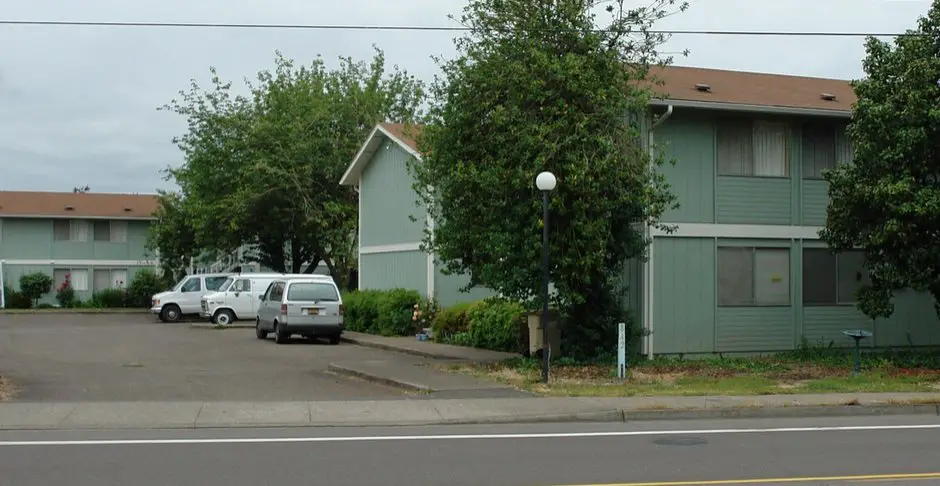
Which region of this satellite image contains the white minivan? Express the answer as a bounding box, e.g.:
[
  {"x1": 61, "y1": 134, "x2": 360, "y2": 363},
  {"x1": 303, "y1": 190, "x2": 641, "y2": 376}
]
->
[
  {"x1": 150, "y1": 273, "x2": 233, "y2": 322},
  {"x1": 255, "y1": 276, "x2": 344, "y2": 344},
  {"x1": 199, "y1": 273, "x2": 299, "y2": 325}
]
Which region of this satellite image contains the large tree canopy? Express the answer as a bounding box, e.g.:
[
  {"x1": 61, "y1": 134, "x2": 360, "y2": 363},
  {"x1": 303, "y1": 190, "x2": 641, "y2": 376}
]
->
[
  {"x1": 820, "y1": 0, "x2": 940, "y2": 319},
  {"x1": 411, "y1": 0, "x2": 685, "y2": 357},
  {"x1": 152, "y1": 48, "x2": 424, "y2": 281}
]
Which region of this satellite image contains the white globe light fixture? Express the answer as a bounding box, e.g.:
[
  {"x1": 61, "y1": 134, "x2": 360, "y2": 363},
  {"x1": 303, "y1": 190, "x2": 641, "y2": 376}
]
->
[{"x1": 535, "y1": 171, "x2": 557, "y2": 191}]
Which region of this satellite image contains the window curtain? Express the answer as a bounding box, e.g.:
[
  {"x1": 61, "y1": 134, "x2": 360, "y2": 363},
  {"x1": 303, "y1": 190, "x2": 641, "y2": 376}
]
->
[
  {"x1": 835, "y1": 124, "x2": 854, "y2": 166},
  {"x1": 717, "y1": 119, "x2": 754, "y2": 175},
  {"x1": 802, "y1": 124, "x2": 836, "y2": 178},
  {"x1": 110, "y1": 221, "x2": 128, "y2": 243},
  {"x1": 69, "y1": 220, "x2": 89, "y2": 242},
  {"x1": 94, "y1": 269, "x2": 112, "y2": 291},
  {"x1": 111, "y1": 269, "x2": 128, "y2": 288},
  {"x1": 718, "y1": 247, "x2": 754, "y2": 305},
  {"x1": 70, "y1": 270, "x2": 89, "y2": 291},
  {"x1": 753, "y1": 122, "x2": 788, "y2": 176}
]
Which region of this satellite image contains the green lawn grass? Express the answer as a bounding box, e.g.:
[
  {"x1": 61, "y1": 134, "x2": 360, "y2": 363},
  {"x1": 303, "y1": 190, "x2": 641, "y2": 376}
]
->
[{"x1": 443, "y1": 347, "x2": 940, "y2": 397}]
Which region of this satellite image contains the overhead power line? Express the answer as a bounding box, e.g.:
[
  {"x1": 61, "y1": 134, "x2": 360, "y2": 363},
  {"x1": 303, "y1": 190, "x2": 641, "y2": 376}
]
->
[{"x1": 0, "y1": 19, "x2": 924, "y2": 37}]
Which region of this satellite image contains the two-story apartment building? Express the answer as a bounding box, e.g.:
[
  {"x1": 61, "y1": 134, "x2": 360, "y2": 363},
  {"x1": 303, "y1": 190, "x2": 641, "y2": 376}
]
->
[
  {"x1": 342, "y1": 66, "x2": 940, "y2": 355},
  {"x1": 0, "y1": 191, "x2": 159, "y2": 305}
]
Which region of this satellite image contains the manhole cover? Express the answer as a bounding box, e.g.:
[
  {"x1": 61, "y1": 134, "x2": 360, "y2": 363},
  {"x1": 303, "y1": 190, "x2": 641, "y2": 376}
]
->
[{"x1": 653, "y1": 436, "x2": 708, "y2": 446}]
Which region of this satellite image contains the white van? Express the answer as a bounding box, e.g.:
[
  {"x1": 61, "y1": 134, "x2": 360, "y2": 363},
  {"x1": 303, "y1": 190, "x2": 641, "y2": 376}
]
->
[
  {"x1": 150, "y1": 273, "x2": 233, "y2": 322},
  {"x1": 199, "y1": 273, "x2": 324, "y2": 325}
]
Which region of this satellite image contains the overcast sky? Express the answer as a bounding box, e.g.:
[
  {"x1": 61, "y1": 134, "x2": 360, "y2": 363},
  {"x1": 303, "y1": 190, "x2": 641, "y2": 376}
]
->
[{"x1": 0, "y1": 0, "x2": 931, "y2": 194}]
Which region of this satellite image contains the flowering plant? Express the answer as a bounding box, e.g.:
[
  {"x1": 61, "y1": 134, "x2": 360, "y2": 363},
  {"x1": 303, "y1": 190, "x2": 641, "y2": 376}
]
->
[
  {"x1": 412, "y1": 298, "x2": 439, "y2": 333},
  {"x1": 56, "y1": 272, "x2": 76, "y2": 307}
]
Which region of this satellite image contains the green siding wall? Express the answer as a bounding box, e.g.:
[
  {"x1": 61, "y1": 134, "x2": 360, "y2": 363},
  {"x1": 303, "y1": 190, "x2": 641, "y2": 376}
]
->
[
  {"x1": 655, "y1": 121, "x2": 715, "y2": 223},
  {"x1": 0, "y1": 218, "x2": 151, "y2": 261},
  {"x1": 717, "y1": 307, "x2": 794, "y2": 352},
  {"x1": 801, "y1": 180, "x2": 829, "y2": 226},
  {"x1": 359, "y1": 142, "x2": 426, "y2": 247},
  {"x1": 359, "y1": 251, "x2": 428, "y2": 297},
  {"x1": 433, "y1": 262, "x2": 495, "y2": 308},
  {"x1": 653, "y1": 237, "x2": 715, "y2": 354},
  {"x1": 802, "y1": 306, "x2": 873, "y2": 348},
  {"x1": 620, "y1": 257, "x2": 644, "y2": 324},
  {"x1": 716, "y1": 177, "x2": 792, "y2": 224}
]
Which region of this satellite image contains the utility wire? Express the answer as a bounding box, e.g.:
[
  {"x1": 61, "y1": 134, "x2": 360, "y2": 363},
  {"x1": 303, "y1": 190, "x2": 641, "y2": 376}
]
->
[{"x1": 0, "y1": 19, "x2": 925, "y2": 37}]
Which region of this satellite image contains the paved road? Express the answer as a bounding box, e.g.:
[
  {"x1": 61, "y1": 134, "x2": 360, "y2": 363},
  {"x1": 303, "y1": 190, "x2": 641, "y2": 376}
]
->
[
  {"x1": 0, "y1": 313, "x2": 411, "y2": 401},
  {"x1": 1, "y1": 415, "x2": 939, "y2": 485}
]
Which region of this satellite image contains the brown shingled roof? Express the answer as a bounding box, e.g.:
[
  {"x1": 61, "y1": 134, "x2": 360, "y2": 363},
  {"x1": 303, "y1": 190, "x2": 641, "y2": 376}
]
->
[
  {"x1": 0, "y1": 191, "x2": 159, "y2": 219},
  {"x1": 649, "y1": 65, "x2": 856, "y2": 112},
  {"x1": 380, "y1": 122, "x2": 422, "y2": 151}
]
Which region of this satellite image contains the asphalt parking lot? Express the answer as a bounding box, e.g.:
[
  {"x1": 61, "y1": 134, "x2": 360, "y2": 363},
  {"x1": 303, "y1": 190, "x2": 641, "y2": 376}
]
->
[{"x1": 0, "y1": 313, "x2": 409, "y2": 402}]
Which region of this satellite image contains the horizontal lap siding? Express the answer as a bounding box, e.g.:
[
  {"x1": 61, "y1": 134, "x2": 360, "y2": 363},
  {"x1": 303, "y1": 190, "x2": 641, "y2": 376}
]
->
[
  {"x1": 717, "y1": 307, "x2": 794, "y2": 352},
  {"x1": 716, "y1": 177, "x2": 791, "y2": 225}
]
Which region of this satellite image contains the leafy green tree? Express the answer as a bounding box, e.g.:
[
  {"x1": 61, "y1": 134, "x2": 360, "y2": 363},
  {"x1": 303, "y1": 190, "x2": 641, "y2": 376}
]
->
[
  {"x1": 820, "y1": 0, "x2": 940, "y2": 319},
  {"x1": 157, "y1": 48, "x2": 423, "y2": 281},
  {"x1": 19, "y1": 272, "x2": 52, "y2": 307},
  {"x1": 147, "y1": 192, "x2": 199, "y2": 283},
  {"x1": 411, "y1": 0, "x2": 685, "y2": 357}
]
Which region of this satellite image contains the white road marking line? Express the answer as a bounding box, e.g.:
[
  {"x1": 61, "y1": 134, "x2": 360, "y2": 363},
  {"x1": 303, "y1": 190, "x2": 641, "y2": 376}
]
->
[{"x1": 0, "y1": 423, "x2": 939, "y2": 446}]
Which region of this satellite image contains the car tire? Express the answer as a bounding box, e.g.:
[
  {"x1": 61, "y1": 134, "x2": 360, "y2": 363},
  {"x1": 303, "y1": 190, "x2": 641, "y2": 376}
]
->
[
  {"x1": 214, "y1": 309, "x2": 235, "y2": 326},
  {"x1": 160, "y1": 304, "x2": 182, "y2": 322},
  {"x1": 328, "y1": 335, "x2": 341, "y2": 345},
  {"x1": 255, "y1": 319, "x2": 267, "y2": 339},
  {"x1": 273, "y1": 322, "x2": 288, "y2": 344}
]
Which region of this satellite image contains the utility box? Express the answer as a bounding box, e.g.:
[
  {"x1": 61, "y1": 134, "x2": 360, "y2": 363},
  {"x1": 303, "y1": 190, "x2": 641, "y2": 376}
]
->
[{"x1": 527, "y1": 311, "x2": 561, "y2": 356}]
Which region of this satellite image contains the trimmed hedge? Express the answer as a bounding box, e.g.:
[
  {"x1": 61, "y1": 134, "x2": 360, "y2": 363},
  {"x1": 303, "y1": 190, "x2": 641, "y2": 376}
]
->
[
  {"x1": 343, "y1": 288, "x2": 423, "y2": 336},
  {"x1": 435, "y1": 297, "x2": 527, "y2": 353}
]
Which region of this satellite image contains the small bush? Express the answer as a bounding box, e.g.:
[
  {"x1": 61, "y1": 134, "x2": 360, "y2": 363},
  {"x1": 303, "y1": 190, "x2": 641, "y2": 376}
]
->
[
  {"x1": 94, "y1": 289, "x2": 127, "y2": 308},
  {"x1": 432, "y1": 302, "x2": 475, "y2": 341},
  {"x1": 126, "y1": 269, "x2": 166, "y2": 308},
  {"x1": 342, "y1": 290, "x2": 383, "y2": 333},
  {"x1": 375, "y1": 288, "x2": 423, "y2": 336},
  {"x1": 19, "y1": 272, "x2": 53, "y2": 307},
  {"x1": 342, "y1": 288, "x2": 423, "y2": 336},
  {"x1": 462, "y1": 297, "x2": 526, "y2": 353},
  {"x1": 2, "y1": 286, "x2": 32, "y2": 309}
]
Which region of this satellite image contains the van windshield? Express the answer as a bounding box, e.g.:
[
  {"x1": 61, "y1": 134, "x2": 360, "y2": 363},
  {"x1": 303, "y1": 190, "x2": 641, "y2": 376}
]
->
[
  {"x1": 286, "y1": 282, "x2": 339, "y2": 302},
  {"x1": 171, "y1": 278, "x2": 187, "y2": 291}
]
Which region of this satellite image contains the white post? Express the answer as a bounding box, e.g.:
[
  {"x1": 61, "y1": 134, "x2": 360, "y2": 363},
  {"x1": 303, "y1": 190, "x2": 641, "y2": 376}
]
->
[
  {"x1": 617, "y1": 321, "x2": 627, "y2": 379},
  {"x1": 0, "y1": 260, "x2": 5, "y2": 309}
]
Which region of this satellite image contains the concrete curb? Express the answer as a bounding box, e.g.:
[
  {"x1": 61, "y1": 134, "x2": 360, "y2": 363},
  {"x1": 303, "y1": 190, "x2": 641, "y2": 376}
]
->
[
  {"x1": 189, "y1": 322, "x2": 256, "y2": 330},
  {"x1": 328, "y1": 363, "x2": 431, "y2": 392},
  {"x1": 0, "y1": 404, "x2": 937, "y2": 431},
  {"x1": 339, "y1": 336, "x2": 466, "y2": 361},
  {"x1": 0, "y1": 309, "x2": 149, "y2": 315}
]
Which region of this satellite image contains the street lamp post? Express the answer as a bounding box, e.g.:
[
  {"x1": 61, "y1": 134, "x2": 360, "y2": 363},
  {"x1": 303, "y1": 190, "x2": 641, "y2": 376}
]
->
[{"x1": 535, "y1": 171, "x2": 557, "y2": 384}]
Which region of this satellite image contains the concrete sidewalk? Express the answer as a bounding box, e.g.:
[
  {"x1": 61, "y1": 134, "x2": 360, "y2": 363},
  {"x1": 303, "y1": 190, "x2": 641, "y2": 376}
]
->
[
  {"x1": 1, "y1": 393, "x2": 937, "y2": 430},
  {"x1": 340, "y1": 331, "x2": 517, "y2": 362}
]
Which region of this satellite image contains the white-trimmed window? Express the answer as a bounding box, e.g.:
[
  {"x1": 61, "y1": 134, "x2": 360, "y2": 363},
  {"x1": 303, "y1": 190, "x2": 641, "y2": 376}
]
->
[
  {"x1": 718, "y1": 247, "x2": 791, "y2": 306},
  {"x1": 53, "y1": 220, "x2": 90, "y2": 242},
  {"x1": 93, "y1": 220, "x2": 128, "y2": 243},
  {"x1": 54, "y1": 268, "x2": 89, "y2": 291},
  {"x1": 803, "y1": 249, "x2": 869, "y2": 305},
  {"x1": 717, "y1": 118, "x2": 790, "y2": 177},
  {"x1": 93, "y1": 268, "x2": 128, "y2": 291}
]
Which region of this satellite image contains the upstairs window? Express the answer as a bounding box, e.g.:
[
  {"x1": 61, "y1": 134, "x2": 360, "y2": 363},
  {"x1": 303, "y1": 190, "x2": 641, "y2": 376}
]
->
[
  {"x1": 53, "y1": 220, "x2": 89, "y2": 242},
  {"x1": 717, "y1": 119, "x2": 790, "y2": 177},
  {"x1": 93, "y1": 220, "x2": 128, "y2": 242}
]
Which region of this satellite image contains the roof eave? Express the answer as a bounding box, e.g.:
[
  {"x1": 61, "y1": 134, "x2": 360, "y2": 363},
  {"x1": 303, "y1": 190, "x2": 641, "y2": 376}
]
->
[
  {"x1": 339, "y1": 124, "x2": 423, "y2": 186},
  {"x1": 0, "y1": 214, "x2": 157, "y2": 221},
  {"x1": 649, "y1": 99, "x2": 852, "y2": 118}
]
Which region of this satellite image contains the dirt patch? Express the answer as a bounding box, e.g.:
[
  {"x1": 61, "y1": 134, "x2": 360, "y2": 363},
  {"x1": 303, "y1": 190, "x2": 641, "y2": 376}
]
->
[{"x1": 0, "y1": 376, "x2": 17, "y2": 401}]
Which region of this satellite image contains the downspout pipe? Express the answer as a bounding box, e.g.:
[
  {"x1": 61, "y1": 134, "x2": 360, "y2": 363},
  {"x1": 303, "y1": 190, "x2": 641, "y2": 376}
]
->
[{"x1": 644, "y1": 104, "x2": 672, "y2": 360}]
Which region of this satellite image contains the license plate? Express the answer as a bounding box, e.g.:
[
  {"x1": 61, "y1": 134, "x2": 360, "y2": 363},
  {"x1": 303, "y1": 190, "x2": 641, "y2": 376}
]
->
[{"x1": 306, "y1": 308, "x2": 319, "y2": 315}]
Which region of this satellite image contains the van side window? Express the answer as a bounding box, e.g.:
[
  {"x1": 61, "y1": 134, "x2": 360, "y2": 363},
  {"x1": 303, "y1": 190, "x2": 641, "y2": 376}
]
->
[
  {"x1": 180, "y1": 278, "x2": 201, "y2": 293},
  {"x1": 233, "y1": 279, "x2": 250, "y2": 292},
  {"x1": 270, "y1": 282, "x2": 285, "y2": 301},
  {"x1": 205, "y1": 276, "x2": 229, "y2": 291},
  {"x1": 262, "y1": 282, "x2": 275, "y2": 300}
]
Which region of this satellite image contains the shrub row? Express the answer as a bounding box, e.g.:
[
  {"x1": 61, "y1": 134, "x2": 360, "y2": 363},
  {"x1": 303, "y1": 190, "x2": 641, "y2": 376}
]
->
[
  {"x1": 342, "y1": 289, "x2": 527, "y2": 353},
  {"x1": 2, "y1": 269, "x2": 169, "y2": 309},
  {"x1": 433, "y1": 297, "x2": 527, "y2": 353}
]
